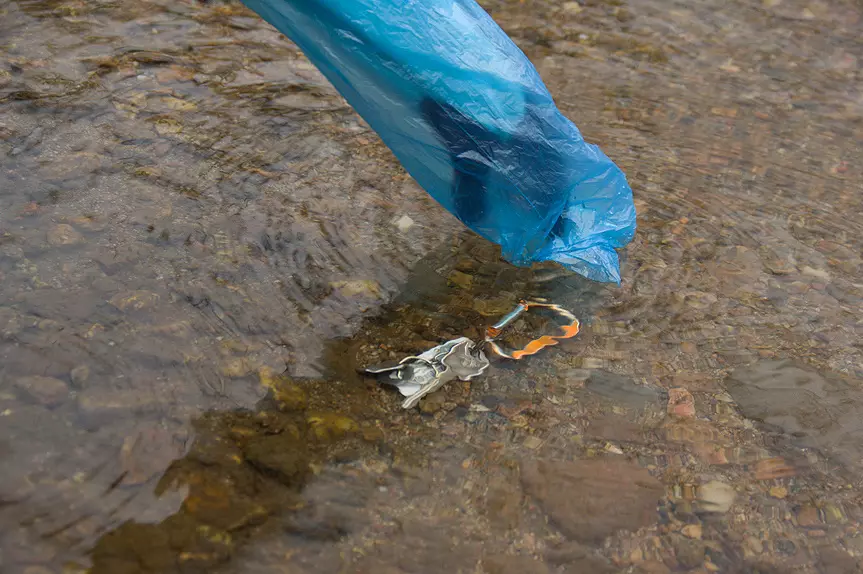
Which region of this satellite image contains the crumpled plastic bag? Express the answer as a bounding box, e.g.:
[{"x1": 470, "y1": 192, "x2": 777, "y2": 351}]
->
[{"x1": 241, "y1": 0, "x2": 637, "y2": 283}]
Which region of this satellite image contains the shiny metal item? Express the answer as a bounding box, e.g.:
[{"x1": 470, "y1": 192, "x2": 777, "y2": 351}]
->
[{"x1": 364, "y1": 337, "x2": 489, "y2": 409}]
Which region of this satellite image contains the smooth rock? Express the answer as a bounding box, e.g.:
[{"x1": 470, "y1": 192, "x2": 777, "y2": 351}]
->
[
  {"x1": 70, "y1": 365, "x2": 90, "y2": 389},
  {"x1": 14, "y1": 376, "x2": 69, "y2": 407},
  {"x1": 698, "y1": 481, "x2": 735, "y2": 513},
  {"x1": 521, "y1": 458, "x2": 663, "y2": 543},
  {"x1": 47, "y1": 224, "x2": 83, "y2": 246},
  {"x1": 585, "y1": 370, "x2": 660, "y2": 409},
  {"x1": 727, "y1": 360, "x2": 863, "y2": 472}
]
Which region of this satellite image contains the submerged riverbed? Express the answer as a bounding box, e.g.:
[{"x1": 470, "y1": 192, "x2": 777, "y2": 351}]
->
[{"x1": 1, "y1": 0, "x2": 862, "y2": 572}]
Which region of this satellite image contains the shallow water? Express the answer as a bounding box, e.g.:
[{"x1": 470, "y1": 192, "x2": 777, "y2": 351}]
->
[{"x1": 0, "y1": 0, "x2": 862, "y2": 572}]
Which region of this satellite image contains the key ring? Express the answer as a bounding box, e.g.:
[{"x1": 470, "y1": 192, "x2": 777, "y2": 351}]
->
[{"x1": 483, "y1": 300, "x2": 580, "y2": 360}]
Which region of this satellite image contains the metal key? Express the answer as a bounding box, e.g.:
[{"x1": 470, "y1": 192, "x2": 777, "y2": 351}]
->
[{"x1": 364, "y1": 336, "x2": 489, "y2": 409}]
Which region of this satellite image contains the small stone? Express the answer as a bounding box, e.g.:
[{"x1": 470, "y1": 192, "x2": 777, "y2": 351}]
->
[
  {"x1": 681, "y1": 523, "x2": 703, "y2": 539},
  {"x1": 0, "y1": 307, "x2": 20, "y2": 337},
  {"x1": 755, "y1": 457, "x2": 796, "y2": 480},
  {"x1": 393, "y1": 215, "x2": 415, "y2": 232},
  {"x1": 258, "y1": 368, "x2": 307, "y2": 412},
  {"x1": 698, "y1": 481, "x2": 735, "y2": 513},
  {"x1": 801, "y1": 266, "x2": 830, "y2": 280},
  {"x1": 14, "y1": 376, "x2": 69, "y2": 407},
  {"x1": 744, "y1": 536, "x2": 763, "y2": 557},
  {"x1": 221, "y1": 357, "x2": 253, "y2": 378},
  {"x1": 47, "y1": 224, "x2": 83, "y2": 246},
  {"x1": 768, "y1": 486, "x2": 788, "y2": 499},
  {"x1": 562, "y1": 1, "x2": 583, "y2": 14},
  {"x1": 680, "y1": 341, "x2": 697, "y2": 354},
  {"x1": 108, "y1": 290, "x2": 160, "y2": 311},
  {"x1": 70, "y1": 365, "x2": 90, "y2": 389},
  {"x1": 307, "y1": 412, "x2": 358, "y2": 442},
  {"x1": 419, "y1": 392, "x2": 446, "y2": 414},
  {"x1": 76, "y1": 391, "x2": 163, "y2": 427},
  {"x1": 673, "y1": 536, "x2": 705, "y2": 568},
  {"x1": 774, "y1": 538, "x2": 796, "y2": 556},
  {"x1": 523, "y1": 435, "x2": 543, "y2": 450},
  {"x1": 796, "y1": 505, "x2": 821, "y2": 527},
  {"x1": 447, "y1": 270, "x2": 473, "y2": 290},
  {"x1": 154, "y1": 118, "x2": 182, "y2": 135},
  {"x1": 329, "y1": 280, "x2": 382, "y2": 298},
  {"x1": 667, "y1": 387, "x2": 696, "y2": 418}
]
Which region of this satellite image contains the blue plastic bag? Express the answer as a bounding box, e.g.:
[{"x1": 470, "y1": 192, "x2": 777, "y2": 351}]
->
[{"x1": 241, "y1": 0, "x2": 637, "y2": 283}]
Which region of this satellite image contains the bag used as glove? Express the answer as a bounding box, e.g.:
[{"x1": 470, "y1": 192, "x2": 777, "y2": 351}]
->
[{"x1": 241, "y1": 0, "x2": 637, "y2": 283}]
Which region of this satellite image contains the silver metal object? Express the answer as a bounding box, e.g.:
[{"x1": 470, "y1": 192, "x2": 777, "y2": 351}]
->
[{"x1": 364, "y1": 337, "x2": 489, "y2": 409}]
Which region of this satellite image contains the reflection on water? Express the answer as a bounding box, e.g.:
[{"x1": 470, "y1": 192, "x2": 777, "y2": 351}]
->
[{"x1": 1, "y1": 0, "x2": 862, "y2": 572}]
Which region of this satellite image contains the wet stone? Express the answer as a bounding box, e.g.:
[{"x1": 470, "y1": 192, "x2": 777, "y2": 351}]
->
[
  {"x1": 69, "y1": 365, "x2": 90, "y2": 389},
  {"x1": 243, "y1": 432, "x2": 309, "y2": 485},
  {"x1": 47, "y1": 223, "x2": 83, "y2": 246},
  {"x1": 14, "y1": 375, "x2": 69, "y2": 408},
  {"x1": 673, "y1": 535, "x2": 706, "y2": 568},
  {"x1": 521, "y1": 458, "x2": 663, "y2": 543},
  {"x1": 727, "y1": 360, "x2": 863, "y2": 473},
  {"x1": 585, "y1": 370, "x2": 660, "y2": 409},
  {"x1": 0, "y1": 307, "x2": 20, "y2": 337},
  {"x1": 698, "y1": 481, "x2": 735, "y2": 513},
  {"x1": 108, "y1": 290, "x2": 161, "y2": 312}
]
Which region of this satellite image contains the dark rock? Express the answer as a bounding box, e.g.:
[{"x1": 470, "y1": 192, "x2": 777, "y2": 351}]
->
[
  {"x1": 673, "y1": 535, "x2": 705, "y2": 568},
  {"x1": 521, "y1": 458, "x2": 663, "y2": 543},
  {"x1": 243, "y1": 432, "x2": 309, "y2": 485}
]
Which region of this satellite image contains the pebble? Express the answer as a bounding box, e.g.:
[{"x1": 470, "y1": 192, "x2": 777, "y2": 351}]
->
[
  {"x1": 14, "y1": 376, "x2": 69, "y2": 407},
  {"x1": 523, "y1": 435, "x2": 544, "y2": 449},
  {"x1": 393, "y1": 214, "x2": 415, "y2": 232},
  {"x1": 698, "y1": 480, "x2": 735, "y2": 513},
  {"x1": 768, "y1": 485, "x2": 788, "y2": 499},
  {"x1": 796, "y1": 505, "x2": 820, "y2": 527},
  {"x1": 667, "y1": 387, "x2": 696, "y2": 418},
  {"x1": 329, "y1": 279, "x2": 382, "y2": 298},
  {"x1": 681, "y1": 523, "x2": 703, "y2": 539},
  {"x1": 47, "y1": 223, "x2": 83, "y2": 246},
  {"x1": 562, "y1": 1, "x2": 583, "y2": 14},
  {"x1": 108, "y1": 290, "x2": 161, "y2": 311},
  {"x1": 70, "y1": 365, "x2": 90, "y2": 389}
]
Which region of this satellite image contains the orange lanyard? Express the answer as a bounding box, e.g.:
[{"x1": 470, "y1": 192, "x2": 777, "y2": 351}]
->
[{"x1": 483, "y1": 300, "x2": 580, "y2": 360}]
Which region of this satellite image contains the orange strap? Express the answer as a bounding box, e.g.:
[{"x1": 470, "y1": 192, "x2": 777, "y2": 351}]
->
[{"x1": 484, "y1": 300, "x2": 580, "y2": 360}]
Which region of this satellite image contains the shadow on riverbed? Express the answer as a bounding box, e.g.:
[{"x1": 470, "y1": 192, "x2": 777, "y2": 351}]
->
[{"x1": 78, "y1": 235, "x2": 616, "y2": 573}]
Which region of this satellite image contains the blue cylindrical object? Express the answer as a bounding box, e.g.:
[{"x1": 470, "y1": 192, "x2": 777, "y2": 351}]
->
[{"x1": 241, "y1": 0, "x2": 637, "y2": 283}]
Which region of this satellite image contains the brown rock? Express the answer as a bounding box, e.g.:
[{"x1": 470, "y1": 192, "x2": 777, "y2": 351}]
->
[
  {"x1": 14, "y1": 376, "x2": 69, "y2": 407},
  {"x1": 667, "y1": 387, "x2": 696, "y2": 418},
  {"x1": 521, "y1": 458, "x2": 663, "y2": 543},
  {"x1": 244, "y1": 432, "x2": 309, "y2": 485},
  {"x1": 797, "y1": 505, "x2": 821, "y2": 527}
]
